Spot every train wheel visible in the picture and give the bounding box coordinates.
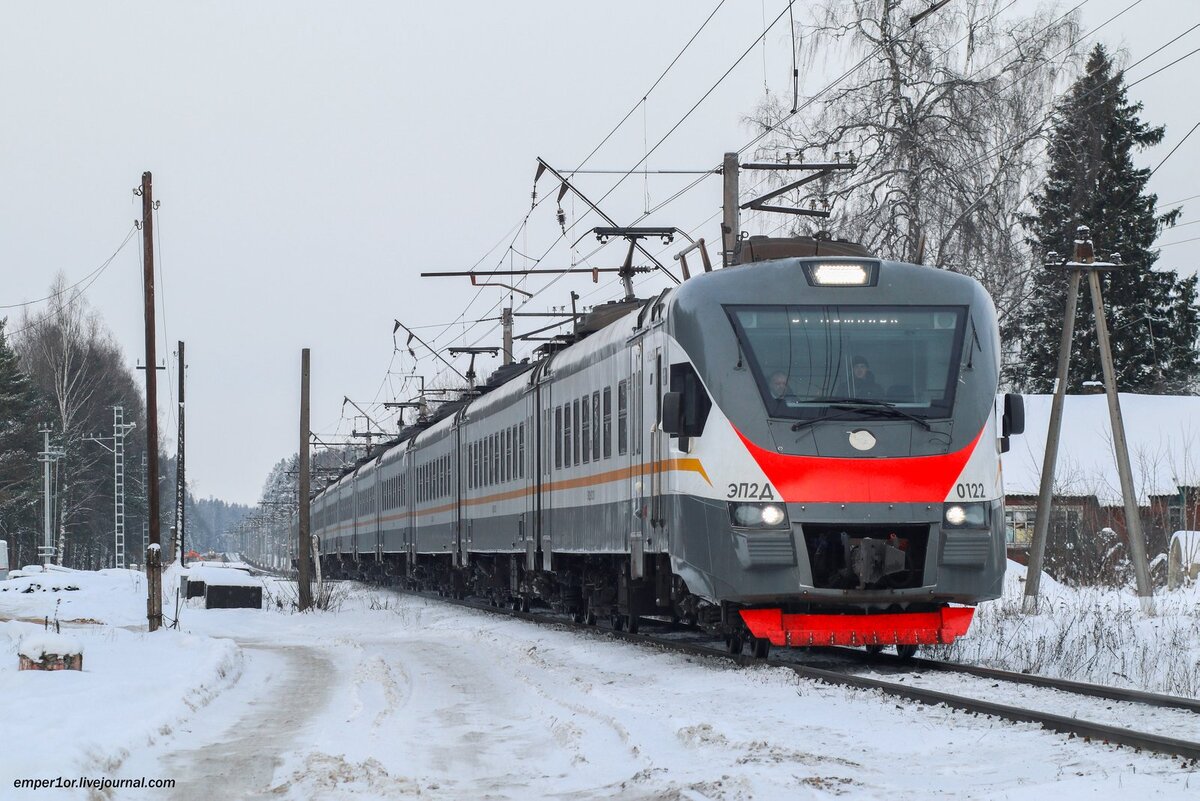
[864,644,885,655]
[571,609,585,625]
[519,597,530,613]
[625,615,639,634]
[752,637,771,659]
[611,614,625,631]
[584,606,597,626]
[727,635,744,655]
[896,644,919,659]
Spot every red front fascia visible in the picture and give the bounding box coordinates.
[734,426,984,504]
[740,607,975,647]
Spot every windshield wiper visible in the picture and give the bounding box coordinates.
[789,398,933,431]
[790,409,866,432]
[831,401,933,431]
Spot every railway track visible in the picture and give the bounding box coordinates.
[392,587,1200,762]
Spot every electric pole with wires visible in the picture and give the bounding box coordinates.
[136,171,163,632]
[1023,226,1155,615]
[176,340,186,566]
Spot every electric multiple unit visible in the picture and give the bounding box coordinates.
[311,254,1024,656]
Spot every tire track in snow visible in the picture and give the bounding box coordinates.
[125,642,334,801]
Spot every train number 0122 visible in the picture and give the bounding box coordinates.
[955,482,986,499]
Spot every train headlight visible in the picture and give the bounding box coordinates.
[943,502,988,529]
[813,264,868,285]
[729,502,790,529]
[802,261,878,287]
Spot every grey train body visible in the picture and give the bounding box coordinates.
[312,256,1012,639]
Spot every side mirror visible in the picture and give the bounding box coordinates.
[661,391,683,435]
[1003,393,1025,437]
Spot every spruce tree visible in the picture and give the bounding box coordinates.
[1016,44,1199,394]
[0,317,43,566]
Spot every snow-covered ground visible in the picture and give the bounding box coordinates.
[932,562,1200,698]
[0,563,1197,800]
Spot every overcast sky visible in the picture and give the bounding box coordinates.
[2,1,1197,506]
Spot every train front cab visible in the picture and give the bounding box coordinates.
[660,256,1024,649]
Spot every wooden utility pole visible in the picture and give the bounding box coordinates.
[139,171,163,632]
[298,348,313,611]
[1023,226,1155,614]
[1024,266,1081,613]
[176,340,186,566]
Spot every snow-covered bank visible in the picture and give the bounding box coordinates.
[932,561,1200,697]
[0,565,155,628]
[0,621,241,788]
[0,563,252,796]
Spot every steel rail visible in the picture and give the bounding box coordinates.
[831,647,1200,714]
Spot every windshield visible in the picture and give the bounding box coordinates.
[727,305,967,420]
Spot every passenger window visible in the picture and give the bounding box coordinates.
[618,380,628,455]
[573,399,581,465]
[603,388,612,459]
[564,404,573,468]
[555,407,562,470]
[582,399,591,464]
[592,392,601,460]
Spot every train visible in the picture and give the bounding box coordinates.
[310,236,1025,657]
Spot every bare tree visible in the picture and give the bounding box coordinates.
[15,275,150,568]
[750,0,1079,320]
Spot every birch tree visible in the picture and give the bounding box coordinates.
[750,0,1079,322]
[16,276,150,568]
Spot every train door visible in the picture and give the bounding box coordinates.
[649,343,666,553]
[454,426,467,569]
[372,469,382,563]
[535,381,552,573]
[525,386,540,572]
[375,468,384,562]
[404,447,415,576]
[350,484,358,563]
[628,337,647,579]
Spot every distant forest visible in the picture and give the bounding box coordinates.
[0,277,251,569]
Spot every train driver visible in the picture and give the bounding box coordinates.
[769,371,795,399]
[852,356,883,399]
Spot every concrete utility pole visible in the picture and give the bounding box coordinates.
[721,152,740,267]
[37,425,63,567]
[175,341,186,566]
[138,171,163,632]
[502,306,513,366]
[1023,226,1155,614]
[298,348,313,611]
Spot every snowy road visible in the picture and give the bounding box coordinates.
[124,644,334,800]
[109,592,1199,800]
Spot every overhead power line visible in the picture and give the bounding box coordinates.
[570,0,728,175]
[1,225,137,310]
[1150,120,1200,178]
